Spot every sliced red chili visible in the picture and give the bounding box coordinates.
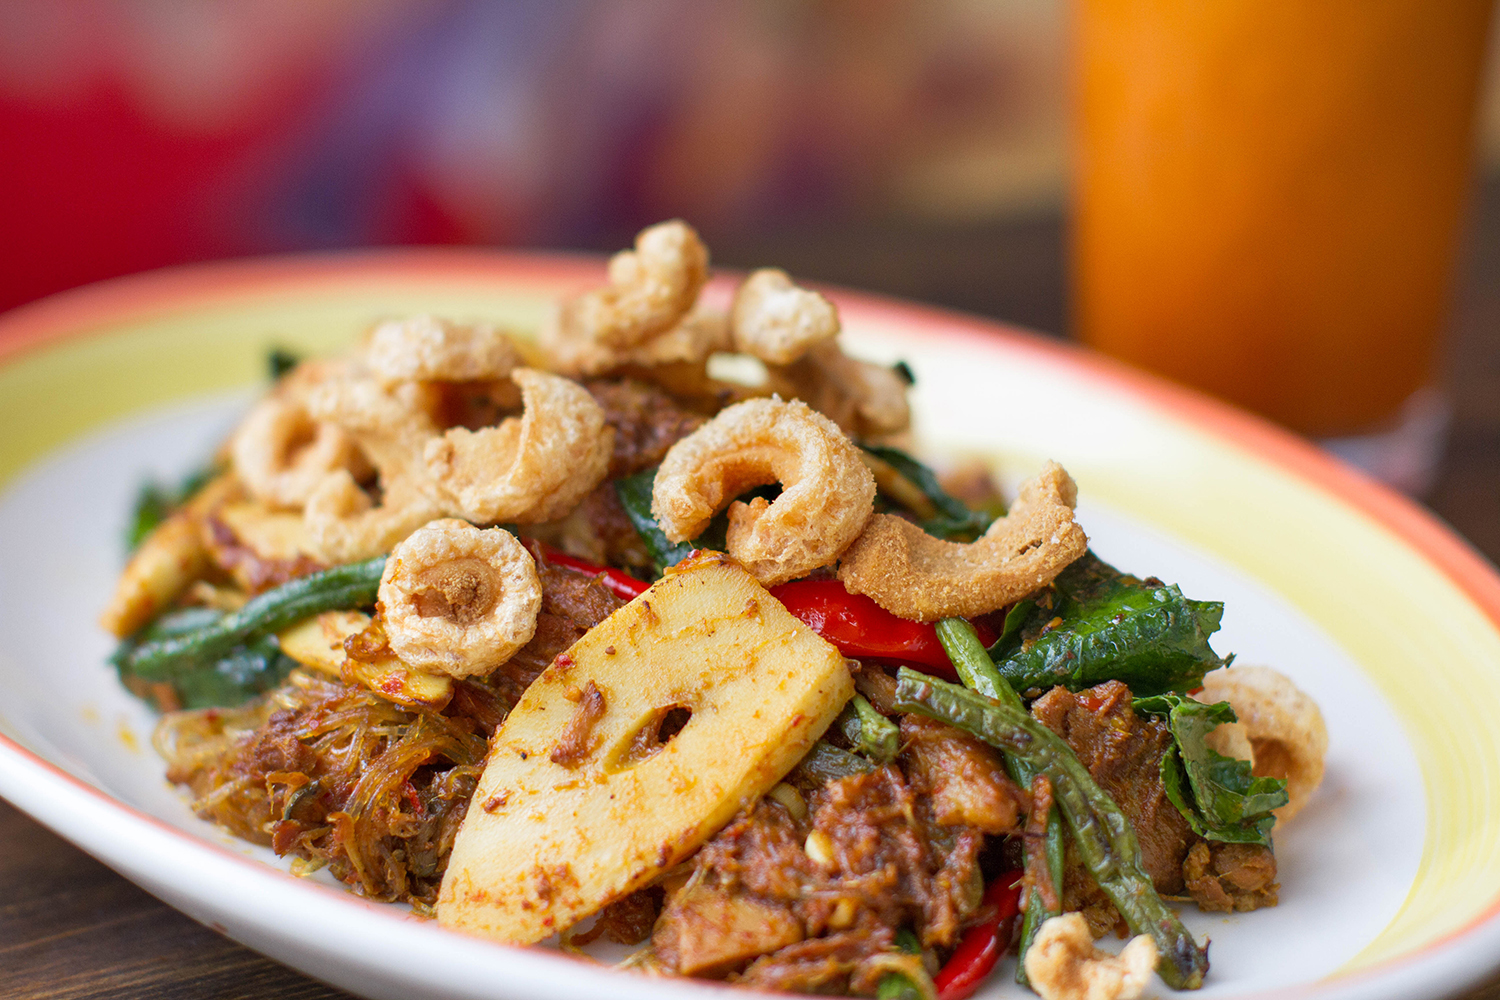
[767,580,997,679]
[933,870,1025,1000]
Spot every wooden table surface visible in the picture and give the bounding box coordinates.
[3,180,1497,999]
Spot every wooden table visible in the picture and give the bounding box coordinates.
[3,181,1497,998]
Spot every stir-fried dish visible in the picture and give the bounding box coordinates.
[102,221,1329,1000]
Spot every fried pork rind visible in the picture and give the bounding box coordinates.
[1198,665,1328,826]
[422,368,613,524]
[1024,913,1157,1000]
[730,268,840,365]
[229,396,371,509]
[559,219,709,350]
[837,461,1088,621]
[366,315,523,385]
[651,396,876,586]
[304,471,444,565]
[379,519,542,678]
[774,340,911,438]
[547,306,731,378]
[299,372,447,563]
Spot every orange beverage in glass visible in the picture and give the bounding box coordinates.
[1073,0,1494,440]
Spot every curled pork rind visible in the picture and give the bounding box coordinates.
[651,396,876,586]
[300,372,447,563]
[366,315,523,385]
[1199,665,1328,826]
[1024,913,1157,1000]
[379,519,541,678]
[838,461,1088,621]
[774,340,911,438]
[730,268,839,365]
[547,306,731,378]
[423,368,613,524]
[304,471,443,565]
[559,219,709,350]
[230,396,371,509]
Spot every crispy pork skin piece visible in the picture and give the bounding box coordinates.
[1031,681,1196,895]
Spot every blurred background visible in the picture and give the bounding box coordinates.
[1,0,1497,529]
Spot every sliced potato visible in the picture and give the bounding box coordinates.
[436,552,852,944]
[101,515,210,638]
[276,610,453,710]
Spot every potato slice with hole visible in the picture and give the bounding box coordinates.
[276,610,453,710]
[436,552,852,944]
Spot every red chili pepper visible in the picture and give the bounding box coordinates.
[767,580,997,679]
[536,545,649,601]
[933,870,1025,1000]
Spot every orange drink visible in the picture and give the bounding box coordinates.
[1073,0,1493,438]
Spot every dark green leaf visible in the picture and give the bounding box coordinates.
[862,444,995,540]
[267,347,302,380]
[793,740,875,785]
[1136,693,1286,845]
[989,551,1229,697]
[114,613,296,710]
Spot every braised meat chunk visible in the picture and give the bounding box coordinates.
[1031,681,1196,894]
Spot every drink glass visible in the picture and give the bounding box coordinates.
[1072,0,1494,491]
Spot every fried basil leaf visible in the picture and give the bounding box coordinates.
[1135,693,1287,846]
[989,551,1228,697]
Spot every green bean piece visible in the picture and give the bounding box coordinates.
[1015,808,1067,987]
[841,692,900,764]
[893,667,1210,991]
[935,618,1011,707]
[876,929,934,1000]
[122,556,387,679]
[933,618,1068,985]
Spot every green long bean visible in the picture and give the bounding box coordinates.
[121,556,387,679]
[838,692,901,764]
[934,619,1066,985]
[893,666,1209,990]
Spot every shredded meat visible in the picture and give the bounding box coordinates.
[1032,682,1195,894]
[490,549,626,703]
[1031,681,1280,935]
[1182,840,1279,912]
[653,765,988,986]
[549,679,606,766]
[899,714,1027,834]
[1031,681,1197,937]
[585,377,705,477]
[162,671,498,905]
